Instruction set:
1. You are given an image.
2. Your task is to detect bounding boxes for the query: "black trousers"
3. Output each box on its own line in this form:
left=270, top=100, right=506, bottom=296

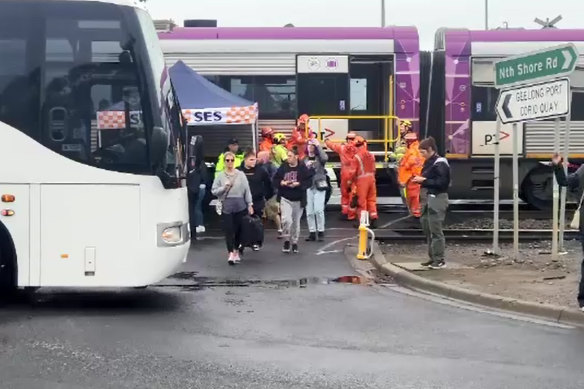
left=579, top=240, right=584, bottom=307
left=222, top=210, right=246, bottom=253
left=253, top=199, right=265, bottom=218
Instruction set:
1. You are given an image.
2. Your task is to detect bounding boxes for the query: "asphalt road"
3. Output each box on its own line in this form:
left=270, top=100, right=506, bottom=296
left=2, top=219, right=584, bottom=388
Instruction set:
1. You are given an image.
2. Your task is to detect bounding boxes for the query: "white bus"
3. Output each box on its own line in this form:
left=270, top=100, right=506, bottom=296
left=0, top=0, right=190, bottom=291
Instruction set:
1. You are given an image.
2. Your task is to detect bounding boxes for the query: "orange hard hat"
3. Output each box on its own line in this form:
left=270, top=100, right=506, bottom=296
left=354, top=136, right=366, bottom=146
left=298, top=114, right=309, bottom=124
left=261, top=127, right=274, bottom=137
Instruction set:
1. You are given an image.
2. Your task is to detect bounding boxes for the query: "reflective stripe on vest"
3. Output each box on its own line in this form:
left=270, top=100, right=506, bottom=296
left=355, top=154, right=373, bottom=179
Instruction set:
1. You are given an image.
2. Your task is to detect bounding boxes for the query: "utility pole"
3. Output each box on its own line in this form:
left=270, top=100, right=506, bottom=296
left=381, top=0, right=386, bottom=27
left=485, top=0, right=489, bottom=30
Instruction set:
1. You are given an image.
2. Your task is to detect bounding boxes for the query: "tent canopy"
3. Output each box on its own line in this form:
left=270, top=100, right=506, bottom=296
left=169, top=60, right=257, bottom=126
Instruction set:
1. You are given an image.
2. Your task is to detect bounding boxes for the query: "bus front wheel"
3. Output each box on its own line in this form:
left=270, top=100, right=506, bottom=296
left=0, top=222, right=17, bottom=294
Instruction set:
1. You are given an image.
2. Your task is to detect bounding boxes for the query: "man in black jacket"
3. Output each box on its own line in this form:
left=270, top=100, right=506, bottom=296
left=187, top=136, right=209, bottom=238
left=552, top=154, right=584, bottom=311
left=239, top=149, right=273, bottom=251
left=412, top=137, right=450, bottom=269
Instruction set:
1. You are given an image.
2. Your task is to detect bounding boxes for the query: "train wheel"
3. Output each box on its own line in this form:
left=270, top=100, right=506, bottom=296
left=521, top=165, right=553, bottom=210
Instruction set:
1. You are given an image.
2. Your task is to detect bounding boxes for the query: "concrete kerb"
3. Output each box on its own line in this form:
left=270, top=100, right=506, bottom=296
left=370, top=242, right=584, bottom=328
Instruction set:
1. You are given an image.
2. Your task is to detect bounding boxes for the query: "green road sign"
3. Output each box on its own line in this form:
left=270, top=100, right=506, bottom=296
left=495, top=43, right=578, bottom=88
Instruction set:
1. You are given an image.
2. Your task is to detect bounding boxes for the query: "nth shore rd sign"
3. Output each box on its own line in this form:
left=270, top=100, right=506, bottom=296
left=495, top=43, right=578, bottom=88
left=496, top=78, right=570, bottom=124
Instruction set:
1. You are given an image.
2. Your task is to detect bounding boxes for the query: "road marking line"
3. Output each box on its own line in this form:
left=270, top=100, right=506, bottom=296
left=380, top=214, right=412, bottom=229
left=315, top=237, right=355, bottom=256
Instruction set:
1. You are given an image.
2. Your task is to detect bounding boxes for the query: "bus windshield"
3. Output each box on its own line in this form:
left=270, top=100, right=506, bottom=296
left=0, top=0, right=184, bottom=187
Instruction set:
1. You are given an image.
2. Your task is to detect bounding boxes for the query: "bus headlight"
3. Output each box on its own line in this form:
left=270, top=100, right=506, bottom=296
left=161, top=226, right=181, bottom=244
left=157, top=222, right=189, bottom=247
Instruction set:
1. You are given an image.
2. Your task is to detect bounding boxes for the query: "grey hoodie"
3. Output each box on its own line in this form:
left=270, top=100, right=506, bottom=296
left=303, top=145, right=329, bottom=189
left=212, top=169, right=252, bottom=214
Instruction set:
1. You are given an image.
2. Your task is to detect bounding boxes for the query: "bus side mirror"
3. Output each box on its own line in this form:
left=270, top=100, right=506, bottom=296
left=151, top=126, right=169, bottom=168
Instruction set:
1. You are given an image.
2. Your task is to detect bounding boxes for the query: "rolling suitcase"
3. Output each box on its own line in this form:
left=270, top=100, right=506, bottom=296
left=240, top=214, right=264, bottom=248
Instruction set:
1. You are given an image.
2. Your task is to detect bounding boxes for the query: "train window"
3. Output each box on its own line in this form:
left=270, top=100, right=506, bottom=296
left=571, top=92, right=584, bottom=121
left=297, top=74, right=348, bottom=116
left=350, top=78, right=368, bottom=111
left=228, top=76, right=296, bottom=119
left=471, top=86, right=499, bottom=121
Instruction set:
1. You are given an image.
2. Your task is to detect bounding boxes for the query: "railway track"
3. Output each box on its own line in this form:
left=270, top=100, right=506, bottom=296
left=374, top=228, right=581, bottom=242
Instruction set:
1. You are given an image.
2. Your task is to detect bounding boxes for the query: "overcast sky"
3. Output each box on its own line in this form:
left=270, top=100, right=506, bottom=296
left=145, top=0, right=583, bottom=49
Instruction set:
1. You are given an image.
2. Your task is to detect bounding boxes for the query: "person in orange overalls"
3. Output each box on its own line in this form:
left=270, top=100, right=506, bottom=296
left=259, top=127, right=274, bottom=153
left=325, top=132, right=357, bottom=220
left=398, top=131, right=424, bottom=218
left=348, top=136, right=378, bottom=228
left=287, top=114, right=309, bottom=159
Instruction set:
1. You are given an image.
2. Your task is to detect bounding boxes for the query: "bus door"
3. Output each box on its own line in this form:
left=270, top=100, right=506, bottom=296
left=296, top=55, right=349, bottom=141
left=348, top=56, right=393, bottom=155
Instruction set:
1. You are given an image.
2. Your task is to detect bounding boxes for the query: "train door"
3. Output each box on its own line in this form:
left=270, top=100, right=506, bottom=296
left=296, top=55, right=349, bottom=140
left=348, top=55, right=393, bottom=155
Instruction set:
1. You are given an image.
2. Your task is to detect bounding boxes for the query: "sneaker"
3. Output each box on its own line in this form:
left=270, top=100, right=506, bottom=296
left=282, top=241, right=291, bottom=253
left=292, top=243, right=299, bottom=254
left=228, top=253, right=235, bottom=266
left=429, top=261, right=446, bottom=269
left=420, top=259, right=433, bottom=267
left=233, top=252, right=241, bottom=264
left=580, top=306, right=584, bottom=312
left=196, top=225, right=206, bottom=233
left=252, top=244, right=260, bottom=251
left=277, top=230, right=284, bottom=239
left=305, top=232, right=316, bottom=242
left=317, top=231, right=325, bottom=242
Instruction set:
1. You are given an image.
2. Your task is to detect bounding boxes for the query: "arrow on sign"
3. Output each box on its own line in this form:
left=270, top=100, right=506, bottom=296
left=324, top=128, right=335, bottom=138
left=501, top=94, right=512, bottom=119
left=562, top=48, right=574, bottom=70
left=500, top=131, right=510, bottom=141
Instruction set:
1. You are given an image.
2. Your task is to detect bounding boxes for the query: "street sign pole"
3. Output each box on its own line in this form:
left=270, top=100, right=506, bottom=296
left=552, top=118, right=560, bottom=262
left=512, top=123, right=520, bottom=261
left=559, top=104, right=572, bottom=252
left=492, top=118, right=501, bottom=255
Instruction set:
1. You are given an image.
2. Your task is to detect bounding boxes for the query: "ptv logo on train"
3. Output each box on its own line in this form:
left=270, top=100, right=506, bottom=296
left=472, top=121, right=521, bottom=155
left=483, top=130, right=510, bottom=146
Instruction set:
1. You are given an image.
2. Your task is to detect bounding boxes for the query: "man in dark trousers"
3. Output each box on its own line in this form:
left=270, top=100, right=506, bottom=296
left=239, top=149, right=273, bottom=251
left=552, top=154, right=584, bottom=311
left=412, top=137, right=450, bottom=269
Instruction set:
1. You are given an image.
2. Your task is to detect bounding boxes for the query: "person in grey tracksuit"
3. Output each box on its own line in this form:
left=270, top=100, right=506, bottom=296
left=412, top=137, right=450, bottom=269
left=273, top=147, right=313, bottom=254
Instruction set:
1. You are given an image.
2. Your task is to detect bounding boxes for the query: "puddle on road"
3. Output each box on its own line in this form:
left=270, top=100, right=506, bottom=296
left=159, top=272, right=394, bottom=291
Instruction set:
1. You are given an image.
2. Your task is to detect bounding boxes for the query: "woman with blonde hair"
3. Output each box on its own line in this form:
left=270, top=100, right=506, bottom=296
left=211, top=151, right=254, bottom=265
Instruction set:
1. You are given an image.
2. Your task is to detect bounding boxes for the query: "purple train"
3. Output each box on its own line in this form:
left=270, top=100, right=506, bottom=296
left=159, top=25, right=584, bottom=207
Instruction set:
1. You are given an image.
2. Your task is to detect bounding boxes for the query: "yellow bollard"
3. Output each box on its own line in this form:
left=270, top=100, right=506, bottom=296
left=356, top=211, right=375, bottom=260
left=357, top=223, right=369, bottom=260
